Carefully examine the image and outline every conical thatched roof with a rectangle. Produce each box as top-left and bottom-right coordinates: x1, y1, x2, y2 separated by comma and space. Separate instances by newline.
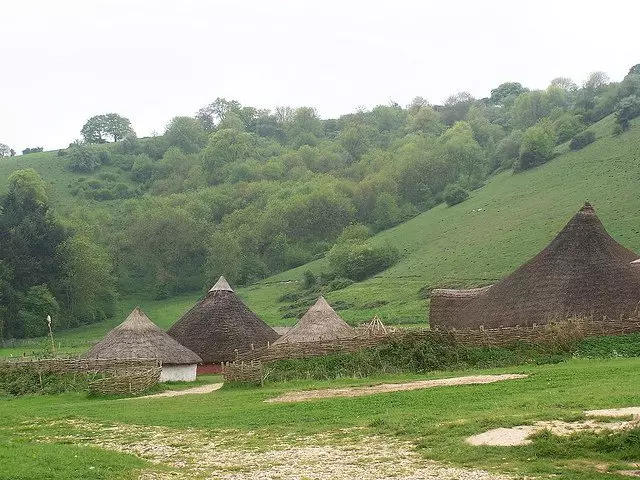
167, 276, 278, 363
273, 296, 357, 344
85, 307, 202, 364
430, 203, 640, 329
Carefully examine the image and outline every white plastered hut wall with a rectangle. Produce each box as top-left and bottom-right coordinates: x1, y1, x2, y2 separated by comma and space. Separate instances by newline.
160, 364, 197, 382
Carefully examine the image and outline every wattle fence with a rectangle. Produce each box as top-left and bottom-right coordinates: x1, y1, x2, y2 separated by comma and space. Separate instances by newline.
234, 316, 640, 365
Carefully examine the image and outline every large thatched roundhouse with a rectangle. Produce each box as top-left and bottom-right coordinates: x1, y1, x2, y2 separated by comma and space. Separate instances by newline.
85, 307, 202, 382
273, 296, 357, 344
430, 203, 640, 329
168, 276, 278, 367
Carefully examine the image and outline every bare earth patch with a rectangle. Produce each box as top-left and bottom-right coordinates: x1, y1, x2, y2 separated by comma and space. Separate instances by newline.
133, 382, 223, 399
585, 406, 640, 418
467, 406, 640, 446
266, 374, 528, 403
14, 419, 511, 480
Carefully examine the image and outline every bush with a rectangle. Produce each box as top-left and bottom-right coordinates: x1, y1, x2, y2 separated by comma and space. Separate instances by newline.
443, 184, 469, 206
302, 270, 316, 289
553, 114, 585, 144
328, 241, 399, 281
68, 143, 100, 172
327, 277, 354, 291
614, 95, 640, 132
569, 130, 596, 151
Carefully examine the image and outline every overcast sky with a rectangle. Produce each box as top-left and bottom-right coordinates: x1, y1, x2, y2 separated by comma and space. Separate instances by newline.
1, 0, 638, 152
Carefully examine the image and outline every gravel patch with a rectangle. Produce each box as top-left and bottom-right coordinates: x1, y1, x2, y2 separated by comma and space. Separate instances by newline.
19, 419, 511, 480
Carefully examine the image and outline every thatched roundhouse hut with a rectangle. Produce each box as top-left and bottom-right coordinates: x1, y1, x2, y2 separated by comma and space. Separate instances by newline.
168, 276, 278, 367
273, 296, 357, 344
85, 307, 202, 382
430, 203, 640, 329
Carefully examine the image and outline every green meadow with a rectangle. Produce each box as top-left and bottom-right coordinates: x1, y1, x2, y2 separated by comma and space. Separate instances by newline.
1, 357, 640, 479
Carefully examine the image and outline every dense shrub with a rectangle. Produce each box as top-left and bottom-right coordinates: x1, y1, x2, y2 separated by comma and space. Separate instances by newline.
614, 95, 640, 132
569, 130, 596, 150
328, 241, 399, 281
443, 184, 469, 206
67, 143, 100, 172
553, 114, 585, 144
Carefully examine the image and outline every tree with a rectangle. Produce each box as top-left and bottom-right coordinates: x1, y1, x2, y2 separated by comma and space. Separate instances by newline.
510, 90, 552, 129
164, 116, 208, 153
55, 236, 116, 326
202, 128, 258, 184
81, 113, 134, 143
489, 82, 528, 106
553, 113, 585, 144
22, 147, 44, 155
196, 97, 242, 131
440, 121, 485, 181
0, 143, 12, 157
406, 106, 445, 137
614, 95, 640, 132
439, 92, 475, 125
18, 285, 60, 338
518, 121, 556, 170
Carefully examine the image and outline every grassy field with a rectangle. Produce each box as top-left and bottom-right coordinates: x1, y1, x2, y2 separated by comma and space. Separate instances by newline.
1, 357, 639, 479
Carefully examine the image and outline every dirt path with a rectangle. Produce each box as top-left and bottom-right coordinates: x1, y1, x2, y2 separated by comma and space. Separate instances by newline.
467, 406, 640, 446
266, 374, 528, 403
134, 382, 223, 399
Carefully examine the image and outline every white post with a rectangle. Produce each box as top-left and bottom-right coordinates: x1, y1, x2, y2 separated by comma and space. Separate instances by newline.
47, 315, 56, 356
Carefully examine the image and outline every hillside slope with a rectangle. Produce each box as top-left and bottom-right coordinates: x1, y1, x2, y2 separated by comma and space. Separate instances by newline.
242, 115, 640, 325
2, 116, 639, 351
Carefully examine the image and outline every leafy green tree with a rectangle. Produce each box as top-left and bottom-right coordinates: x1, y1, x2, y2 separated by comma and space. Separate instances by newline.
440, 121, 486, 181
18, 285, 59, 338
164, 116, 208, 153
406, 106, 444, 137
202, 128, 258, 184
494, 129, 523, 169
55, 236, 116, 326
338, 123, 374, 162
439, 92, 475, 126
614, 95, 640, 132
511, 90, 552, 129
81, 113, 134, 143
489, 82, 528, 106
372, 192, 402, 231
518, 120, 556, 170
0, 143, 11, 157
553, 113, 585, 143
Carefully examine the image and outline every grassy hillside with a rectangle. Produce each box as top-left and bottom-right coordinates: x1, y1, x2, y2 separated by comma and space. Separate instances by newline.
2, 116, 639, 353
241, 115, 640, 324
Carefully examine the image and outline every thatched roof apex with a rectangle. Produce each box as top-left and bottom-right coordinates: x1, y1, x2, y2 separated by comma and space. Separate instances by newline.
85, 307, 202, 365
430, 203, 640, 329
273, 296, 357, 344
209, 276, 233, 293
168, 283, 278, 363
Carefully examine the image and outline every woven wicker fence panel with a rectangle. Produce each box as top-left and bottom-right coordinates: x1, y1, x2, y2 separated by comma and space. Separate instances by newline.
88, 367, 161, 395
223, 361, 263, 385
0, 358, 159, 375
235, 316, 640, 363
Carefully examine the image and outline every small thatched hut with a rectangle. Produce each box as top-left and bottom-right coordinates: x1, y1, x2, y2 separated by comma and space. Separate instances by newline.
430, 203, 640, 329
167, 276, 278, 366
273, 296, 357, 344
85, 307, 202, 382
